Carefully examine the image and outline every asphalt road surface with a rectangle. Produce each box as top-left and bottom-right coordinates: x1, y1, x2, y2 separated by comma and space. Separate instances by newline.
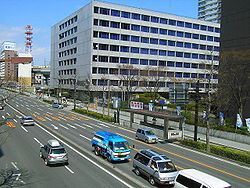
0, 91, 249, 188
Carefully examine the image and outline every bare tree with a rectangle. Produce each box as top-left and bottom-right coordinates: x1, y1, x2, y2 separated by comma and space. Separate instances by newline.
141, 65, 167, 103
117, 64, 140, 104
218, 54, 250, 125
199, 51, 218, 152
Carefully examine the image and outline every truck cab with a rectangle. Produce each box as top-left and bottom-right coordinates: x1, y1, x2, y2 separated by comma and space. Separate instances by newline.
91, 131, 130, 162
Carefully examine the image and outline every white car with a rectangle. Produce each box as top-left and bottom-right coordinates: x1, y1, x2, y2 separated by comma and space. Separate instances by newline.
21, 116, 35, 126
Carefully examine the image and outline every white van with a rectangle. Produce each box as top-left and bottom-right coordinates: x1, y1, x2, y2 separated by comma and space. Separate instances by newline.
174, 169, 232, 188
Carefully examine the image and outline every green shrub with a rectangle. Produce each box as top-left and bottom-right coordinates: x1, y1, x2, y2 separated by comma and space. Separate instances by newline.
180, 139, 250, 164
73, 108, 115, 123
43, 99, 53, 104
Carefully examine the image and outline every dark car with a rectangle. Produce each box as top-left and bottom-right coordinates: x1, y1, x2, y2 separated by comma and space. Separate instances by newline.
52, 103, 63, 109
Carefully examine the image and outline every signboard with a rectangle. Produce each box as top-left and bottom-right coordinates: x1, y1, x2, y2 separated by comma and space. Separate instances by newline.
130, 101, 143, 109
169, 84, 189, 105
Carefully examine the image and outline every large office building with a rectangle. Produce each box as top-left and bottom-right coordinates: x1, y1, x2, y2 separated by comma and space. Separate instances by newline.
198, 0, 221, 23
51, 1, 220, 97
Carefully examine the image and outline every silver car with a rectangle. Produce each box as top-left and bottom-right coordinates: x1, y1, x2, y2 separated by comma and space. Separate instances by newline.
133, 149, 178, 186
21, 116, 35, 126
40, 139, 68, 166
135, 128, 158, 143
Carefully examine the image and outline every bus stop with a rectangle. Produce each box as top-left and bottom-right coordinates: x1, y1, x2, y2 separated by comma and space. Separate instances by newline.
125, 109, 184, 140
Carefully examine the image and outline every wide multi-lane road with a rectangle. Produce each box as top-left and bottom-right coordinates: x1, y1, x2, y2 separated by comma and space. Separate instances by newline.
1, 91, 250, 187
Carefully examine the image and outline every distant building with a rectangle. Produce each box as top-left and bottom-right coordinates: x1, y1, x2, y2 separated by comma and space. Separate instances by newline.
32, 66, 50, 88
51, 1, 220, 98
219, 0, 250, 118
198, 0, 221, 23
0, 41, 33, 87
17, 53, 32, 87
0, 42, 18, 83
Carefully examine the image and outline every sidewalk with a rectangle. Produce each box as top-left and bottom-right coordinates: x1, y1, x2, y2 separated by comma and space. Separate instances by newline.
65, 102, 249, 153
25, 92, 249, 153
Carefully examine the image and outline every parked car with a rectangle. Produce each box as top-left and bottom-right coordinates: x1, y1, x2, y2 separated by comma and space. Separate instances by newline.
135, 128, 159, 143
174, 169, 232, 188
40, 139, 68, 166
52, 103, 64, 109
133, 149, 178, 186
21, 116, 35, 126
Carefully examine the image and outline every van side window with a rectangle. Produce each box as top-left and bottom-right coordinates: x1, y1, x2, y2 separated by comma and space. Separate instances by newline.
108, 141, 113, 149
134, 153, 150, 165
176, 174, 201, 188
150, 160, 157, 169
137, 129, 141, 133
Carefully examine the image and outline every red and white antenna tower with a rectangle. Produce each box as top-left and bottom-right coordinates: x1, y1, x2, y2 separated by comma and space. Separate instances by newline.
25, 25, 33, 53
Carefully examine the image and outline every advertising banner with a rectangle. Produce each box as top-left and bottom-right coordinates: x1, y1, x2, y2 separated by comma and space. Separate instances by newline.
236, 114, 243, 128
219, 112, 224, 126
130, 101, 143, 109
245, 118, 250, 132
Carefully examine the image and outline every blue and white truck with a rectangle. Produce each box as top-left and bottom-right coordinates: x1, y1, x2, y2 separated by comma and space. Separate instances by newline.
91, 131, 131, 162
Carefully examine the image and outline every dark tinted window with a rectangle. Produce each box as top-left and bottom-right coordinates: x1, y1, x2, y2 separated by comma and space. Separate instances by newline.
51, 148, 66, 154
176, 174, 201, 188
134, 153, 150, 165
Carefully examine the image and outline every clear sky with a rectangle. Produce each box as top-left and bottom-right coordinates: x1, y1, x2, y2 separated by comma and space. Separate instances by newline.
0, 0, 198, 66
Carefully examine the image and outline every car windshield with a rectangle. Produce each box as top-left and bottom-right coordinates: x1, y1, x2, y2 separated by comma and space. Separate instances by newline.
51, 148, 66, 154
113, 141, 129, 151
24, 117, 33, 120
145, 130, 154, 135
157, 161, 177, 173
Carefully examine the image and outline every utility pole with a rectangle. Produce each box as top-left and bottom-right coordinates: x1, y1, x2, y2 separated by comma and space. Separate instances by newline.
73, 79, 77, 110
194, 80, 200, 141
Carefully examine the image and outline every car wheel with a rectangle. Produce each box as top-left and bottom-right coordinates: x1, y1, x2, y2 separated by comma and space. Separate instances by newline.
134, 167, 140, 176
107, 154, 112, 163
44, 159, 49, 166
145, 139, 149, 143
94, 146, 100, 156
65, 162, 69, 166
39, 152, 43, 158
149, 176, 156, 186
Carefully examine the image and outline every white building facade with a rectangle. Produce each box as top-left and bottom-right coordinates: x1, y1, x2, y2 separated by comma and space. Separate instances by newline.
198, 0, 221, 23
51, 1, 220, 95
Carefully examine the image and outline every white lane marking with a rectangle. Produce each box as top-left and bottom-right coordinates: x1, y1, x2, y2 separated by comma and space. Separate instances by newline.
33, 123, 134, 188
16, 115, 22, 118
44, 117, 52, 121
74, 123, 86, 129
37, 108, 43, 111
79, 134, 91, 141
34, 112, 40, 115
21, 126, 28, 133
78, 123, 92, 129
51, 124, 58, 130
6, 112, 10, 116
9, 102, 249, 174
34, 137, 43, 146
90, 123, 102, 129
58, 124, 69, 130
58, 117, 67, 121
99, 123, 109, 128
2, 116, 5, 119
67, 123, 77, 129
116, 133, 133, 140
16, 104, 19, 107
26, 108, 30, 111
13, 119, 17, 123
11, 162, 19, 170
64, 165, 74, 174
